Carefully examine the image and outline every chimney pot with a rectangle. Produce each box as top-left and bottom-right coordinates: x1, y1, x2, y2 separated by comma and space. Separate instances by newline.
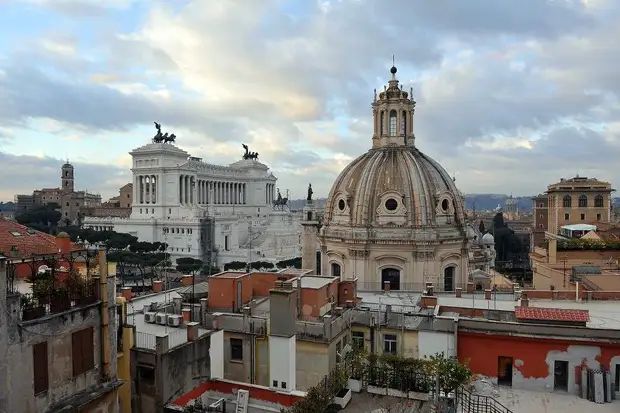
455, 287, 462, 298
521, 297, 529, 307
121, 287, 132, 301
182, 308, 191, 323
484, 289, 492, 300
466, 282, 474, 294
383, 281, 391, 291
187, 322, 199, 341
152, 280, 163, 293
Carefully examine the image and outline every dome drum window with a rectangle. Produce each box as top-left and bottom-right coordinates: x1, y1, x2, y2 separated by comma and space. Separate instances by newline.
376, 192, 407, 225
338, 199, 346, 211
385, 198, 398, 211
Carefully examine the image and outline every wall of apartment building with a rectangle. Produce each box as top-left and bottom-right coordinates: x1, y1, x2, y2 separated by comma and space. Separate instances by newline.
350, 325, 419, 359
4, 296, 106, 413
532, 197, 548, 248
131, 333, 212, 413
295, 328, 349, 391
119, 185, 133, 208
547, 191, 611, 235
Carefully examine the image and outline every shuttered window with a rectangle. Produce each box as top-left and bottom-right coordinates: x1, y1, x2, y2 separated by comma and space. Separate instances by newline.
72, 327, 95, 377
33, 341, 49, 395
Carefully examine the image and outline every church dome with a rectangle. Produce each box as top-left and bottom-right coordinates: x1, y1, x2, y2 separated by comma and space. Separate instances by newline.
482, 232, 495, 245
323, 147, 466, 228
317, 64, 476, 291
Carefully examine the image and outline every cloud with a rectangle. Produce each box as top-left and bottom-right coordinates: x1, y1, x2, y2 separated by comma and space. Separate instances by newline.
1, 0, 620, 200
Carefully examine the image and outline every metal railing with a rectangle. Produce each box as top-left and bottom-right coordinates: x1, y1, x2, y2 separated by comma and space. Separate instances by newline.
456, 386, 513, 413
135, 331, 156, 350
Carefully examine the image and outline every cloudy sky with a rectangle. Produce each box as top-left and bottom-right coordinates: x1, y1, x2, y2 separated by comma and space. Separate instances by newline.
1, 0, 619, 202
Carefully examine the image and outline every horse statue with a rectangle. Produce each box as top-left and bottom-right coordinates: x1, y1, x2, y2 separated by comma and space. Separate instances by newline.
273, 188, 289, 210
164, 134, 176, 143
152, 122, 177, 144
242, 143, 260, 160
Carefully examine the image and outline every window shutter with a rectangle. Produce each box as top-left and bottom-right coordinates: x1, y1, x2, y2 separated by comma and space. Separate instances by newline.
72, 331, 82, 376
33, 342, 49, 394
82, 327, 94, 371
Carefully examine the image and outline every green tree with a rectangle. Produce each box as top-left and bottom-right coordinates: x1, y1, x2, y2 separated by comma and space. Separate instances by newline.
224, 261, 247, 271
425, 352, 472, 396
250, 261, 274, 270
276, 257, 302, 269
176, 257, 204, 274
15, 205, 62, 233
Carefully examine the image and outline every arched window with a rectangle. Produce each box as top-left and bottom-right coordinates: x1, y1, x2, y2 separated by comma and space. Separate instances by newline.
578, 195, 587, 208
443, 266, 455, 291
563, 195, 572, 208
380, 111, 385, 134
595, 195, 604, 208
381, 268, 400, 291
401, 110, 407, 135
331, 263, 341, 278
389, 110, 397, 136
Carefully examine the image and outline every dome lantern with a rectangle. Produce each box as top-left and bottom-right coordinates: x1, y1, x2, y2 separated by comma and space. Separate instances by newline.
371, 57, 417, 149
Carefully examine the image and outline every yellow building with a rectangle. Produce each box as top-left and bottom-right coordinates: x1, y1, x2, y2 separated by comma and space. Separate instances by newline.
545, 176, 614, 235
116, 297, 134, 413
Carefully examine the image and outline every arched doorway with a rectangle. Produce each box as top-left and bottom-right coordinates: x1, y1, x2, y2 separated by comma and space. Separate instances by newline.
443, 266, 455, 292
381, 268, 400, 291
331, 263, 342, 278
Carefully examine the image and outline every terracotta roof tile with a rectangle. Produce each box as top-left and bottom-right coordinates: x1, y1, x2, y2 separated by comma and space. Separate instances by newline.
515, 306, 589, 323
0, 218, 77, 258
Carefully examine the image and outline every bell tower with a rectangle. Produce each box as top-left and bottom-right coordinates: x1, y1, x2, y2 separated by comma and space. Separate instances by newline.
61, 162, 75, 193
371, 59, 417, 149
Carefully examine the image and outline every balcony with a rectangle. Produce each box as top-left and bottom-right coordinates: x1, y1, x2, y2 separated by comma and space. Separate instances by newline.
19, 280, 98, 321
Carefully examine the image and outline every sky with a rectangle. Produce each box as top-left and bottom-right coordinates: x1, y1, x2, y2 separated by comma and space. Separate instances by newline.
1, 0, 620, 202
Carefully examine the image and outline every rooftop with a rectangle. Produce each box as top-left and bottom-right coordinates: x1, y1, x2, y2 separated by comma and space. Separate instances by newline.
212, 271, 246, 279
435, 294, 620, 329
0, 218, 81, 258
296, 275, 338, 289
514, 307, 589, 323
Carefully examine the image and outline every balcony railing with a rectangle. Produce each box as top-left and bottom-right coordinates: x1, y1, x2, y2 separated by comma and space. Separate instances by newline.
19, 281, 98, 321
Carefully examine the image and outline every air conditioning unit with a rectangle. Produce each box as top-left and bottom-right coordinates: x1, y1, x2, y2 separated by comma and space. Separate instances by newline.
144, 312, 157, 323
167, 314, 182, 327
155, 314, 167, 325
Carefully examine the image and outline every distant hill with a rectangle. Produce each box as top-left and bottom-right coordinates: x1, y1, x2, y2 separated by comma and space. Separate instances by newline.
0, 201, 15, 212
287, 195, 534, 213
464, 195, 533, 213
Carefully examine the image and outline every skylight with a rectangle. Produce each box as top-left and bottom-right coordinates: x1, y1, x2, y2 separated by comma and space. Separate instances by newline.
10, 231, 21, 237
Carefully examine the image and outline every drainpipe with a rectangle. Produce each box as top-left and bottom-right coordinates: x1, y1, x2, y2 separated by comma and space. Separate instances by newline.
453, 317, 459, 359
576, 281, 580, 301
98, 247, 111, 377
297, 275, 303, 319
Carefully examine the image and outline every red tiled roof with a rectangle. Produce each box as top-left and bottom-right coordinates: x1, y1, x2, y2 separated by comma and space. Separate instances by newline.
0, 218, 77, 258
515, 306, 589, 323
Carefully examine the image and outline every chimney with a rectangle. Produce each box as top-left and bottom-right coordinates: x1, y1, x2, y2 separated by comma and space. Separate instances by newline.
181, 275, 193, 286
466, 282, 474, 294
484, 289, 492, 300
187, 322, 198, 342
268, 282, 297, 392
455, 287, 462, 298
242, 306, 251, 316
182, 308, 191, 323
173, 297, 182, 314
383, 281, 391, 291
55, 232, 72, 254
200, 298, 208, 324
420, 296, 438, 308
521, 296, 529, 307
152, 280, 163, 293
426, 284, 434, 296
121, 287, 132, 301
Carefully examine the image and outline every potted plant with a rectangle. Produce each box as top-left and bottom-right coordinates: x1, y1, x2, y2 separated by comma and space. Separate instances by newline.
347, 349, 365, 392
20, 295, 46, 321
49, 286, 71, 313
367, 355, 387, 395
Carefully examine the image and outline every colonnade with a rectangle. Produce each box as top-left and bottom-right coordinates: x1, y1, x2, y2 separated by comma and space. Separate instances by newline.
179, 175, 249, 205
136, 175, 157, 204
266, 183, 275, 205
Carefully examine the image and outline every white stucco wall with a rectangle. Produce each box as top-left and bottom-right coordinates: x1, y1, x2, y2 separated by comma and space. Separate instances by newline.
418, 330, 455, 359
269, 336, 296, 391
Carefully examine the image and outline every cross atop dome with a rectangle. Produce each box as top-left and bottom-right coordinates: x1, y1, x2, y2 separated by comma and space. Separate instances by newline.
371, 58, 417, 149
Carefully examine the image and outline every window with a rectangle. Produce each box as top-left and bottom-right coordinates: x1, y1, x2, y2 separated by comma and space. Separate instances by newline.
564, 213, 569, 220
380, 111, 384, 134
65, 202, 69, 206
578, 195, 587, 208
230, 338, 243, 361
76, 202, 79, 207
581, 214, 585, 221
539, 203, 544, 208
539, 214, 543, 219
384, 334, 397, 355
72, 327, 94, 377
401, 110, 407, 134
33, 342, 49, 395
281, 382, 287, 389
595, 195, 604, 208
597, 213, 602, 221
331, 263, 341, 278
563, 195, 572, 208
389, 110, 397, 136
352, 331, 364, 349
